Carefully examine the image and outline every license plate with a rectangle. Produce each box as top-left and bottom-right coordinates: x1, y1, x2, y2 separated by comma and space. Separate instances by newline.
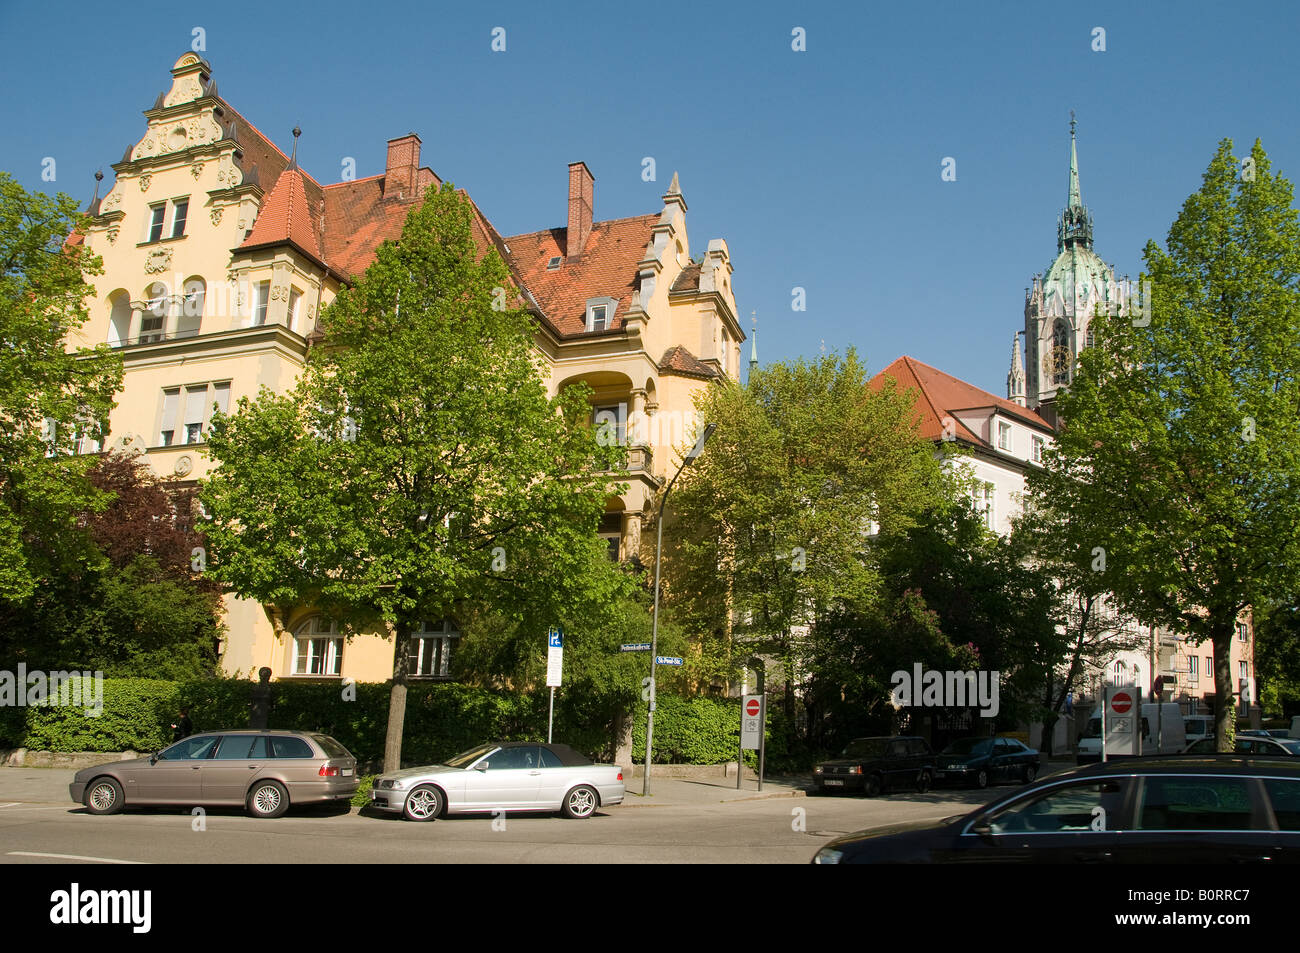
824, 779, 844, 786
343, 768, 353, 776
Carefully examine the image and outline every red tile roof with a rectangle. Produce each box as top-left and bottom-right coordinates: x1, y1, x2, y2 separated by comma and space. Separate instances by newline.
659, 345, 719, 379
239, 165, 325, 266
504, 215, 659, 336
872, 355, 1054, 446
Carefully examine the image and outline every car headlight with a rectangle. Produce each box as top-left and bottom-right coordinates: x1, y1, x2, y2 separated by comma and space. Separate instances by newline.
389, 779, 408, 790
813, 847, 844, 864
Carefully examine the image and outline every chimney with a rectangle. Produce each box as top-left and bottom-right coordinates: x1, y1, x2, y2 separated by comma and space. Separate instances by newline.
385, 133, 421, 200
566, 161, 594, 260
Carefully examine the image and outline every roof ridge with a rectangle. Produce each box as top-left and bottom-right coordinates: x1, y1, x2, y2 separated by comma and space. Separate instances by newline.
218, 98, 326, 191
504, 211, 660, 242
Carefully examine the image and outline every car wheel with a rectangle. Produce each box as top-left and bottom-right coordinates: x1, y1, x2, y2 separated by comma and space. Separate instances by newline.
563, 785, 599, 819
975, 768, 989, 789
85, 777, 124, 815
403, 784, 443, 822
862, 773, 883, 797
246, 780, 289, 819
1023, 764, 1037, 784
916, 770, 932, 794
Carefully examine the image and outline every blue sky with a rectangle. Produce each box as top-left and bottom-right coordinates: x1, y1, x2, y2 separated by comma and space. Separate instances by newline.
3, 1, 1298, 397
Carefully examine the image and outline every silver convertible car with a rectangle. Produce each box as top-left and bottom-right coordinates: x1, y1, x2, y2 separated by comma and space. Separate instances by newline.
369, 741, 625, 821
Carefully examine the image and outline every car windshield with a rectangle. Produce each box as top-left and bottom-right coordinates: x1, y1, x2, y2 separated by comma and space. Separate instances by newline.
444, 744, 498, 768
943, 738, 992, 756
841, 739, 888, 759
1276, 740, 1300, 754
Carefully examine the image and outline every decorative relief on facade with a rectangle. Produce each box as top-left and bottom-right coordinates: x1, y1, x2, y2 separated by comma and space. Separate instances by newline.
210, 208, 223, 226
270, 285, 288, 301
139, 174, 152, 192
174, 455, 194, 477
144, 248, 173, 274
237, 218, 246, 231
163, 75, 204, 109
191, 162, 204, 179
106, 226, 120, 245
102, 190, 121, 211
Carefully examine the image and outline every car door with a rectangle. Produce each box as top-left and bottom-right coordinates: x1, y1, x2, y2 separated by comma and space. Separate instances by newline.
885, 739, 911, 786
940, 778, 1130, 863
462, 746, 544, 809
1114, 773, 1277, 863
136, 734, 219, 802
202, 735, 266, 804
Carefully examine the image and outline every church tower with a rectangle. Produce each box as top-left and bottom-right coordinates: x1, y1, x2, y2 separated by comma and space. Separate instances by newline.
1015, 116, 1134, 425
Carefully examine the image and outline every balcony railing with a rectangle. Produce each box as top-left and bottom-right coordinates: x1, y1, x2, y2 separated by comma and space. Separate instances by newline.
112, 328, 201, 348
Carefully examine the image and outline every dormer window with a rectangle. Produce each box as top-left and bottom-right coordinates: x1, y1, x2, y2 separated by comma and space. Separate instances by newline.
546, 256, 562, 270
585, 297, 617, 332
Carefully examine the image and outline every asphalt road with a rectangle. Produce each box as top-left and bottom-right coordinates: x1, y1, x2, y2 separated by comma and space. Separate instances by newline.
0, 776, 1002, 864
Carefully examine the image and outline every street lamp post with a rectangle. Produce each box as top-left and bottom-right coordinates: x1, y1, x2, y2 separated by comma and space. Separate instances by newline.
643, 422, 716, 797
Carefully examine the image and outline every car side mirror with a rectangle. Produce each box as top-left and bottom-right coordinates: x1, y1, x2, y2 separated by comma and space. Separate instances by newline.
970, 821, 994, 839
474, 762, 489, 771
149, 754, 159, 765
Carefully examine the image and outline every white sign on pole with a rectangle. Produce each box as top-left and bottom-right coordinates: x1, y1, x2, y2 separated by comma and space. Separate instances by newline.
740, 694, 764, 750
546, 627, 563, 688
1103, 684, 1140, 757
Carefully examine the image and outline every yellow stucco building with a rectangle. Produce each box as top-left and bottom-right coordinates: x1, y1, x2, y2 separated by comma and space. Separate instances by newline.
70, 53, 744, 682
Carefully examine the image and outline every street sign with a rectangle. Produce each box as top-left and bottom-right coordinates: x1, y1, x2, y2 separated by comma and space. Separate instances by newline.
1103, 684, 1140, 758
620, 643, 651, 652
655, 656, 683, 666
546, 627, 564, 688
1110, 691, 1133, 715
740, 693, 764, 751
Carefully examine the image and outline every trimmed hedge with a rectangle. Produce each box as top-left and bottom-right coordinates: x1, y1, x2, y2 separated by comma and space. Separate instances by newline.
0, 677, 753, 766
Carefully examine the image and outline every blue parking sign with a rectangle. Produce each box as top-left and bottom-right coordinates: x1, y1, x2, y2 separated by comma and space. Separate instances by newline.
548, 627, 563, 648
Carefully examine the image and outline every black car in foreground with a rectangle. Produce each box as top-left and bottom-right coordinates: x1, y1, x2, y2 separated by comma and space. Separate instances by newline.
812, 736, 935, 796
934, 736, 1041, 788
813, 756, 1300, 863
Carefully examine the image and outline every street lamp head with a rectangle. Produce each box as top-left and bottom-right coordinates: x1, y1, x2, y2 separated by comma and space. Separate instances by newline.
685, 422, 717, 463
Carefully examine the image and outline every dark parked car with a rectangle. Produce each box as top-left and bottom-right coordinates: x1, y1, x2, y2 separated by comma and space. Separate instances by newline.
934, 736, 1041, 788
813, 737, 934, 796
812, 756, 1300, 863
1184, 736, 1300, 756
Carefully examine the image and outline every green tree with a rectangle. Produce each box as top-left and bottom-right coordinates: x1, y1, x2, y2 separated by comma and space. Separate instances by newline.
1030, 140, 1300, 749
664, 350, 949, 720
200, 184, 630, 771
0, 172, 122, 606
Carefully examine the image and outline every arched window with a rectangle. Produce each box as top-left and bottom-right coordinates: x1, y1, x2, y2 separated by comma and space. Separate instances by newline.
179, 277, 205, 337
141, 282, 169, 343
107, 290, 132, 347
291, 617, 342, 676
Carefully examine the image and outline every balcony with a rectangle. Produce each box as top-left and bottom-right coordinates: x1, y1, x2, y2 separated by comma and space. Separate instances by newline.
113, 328, 202, 348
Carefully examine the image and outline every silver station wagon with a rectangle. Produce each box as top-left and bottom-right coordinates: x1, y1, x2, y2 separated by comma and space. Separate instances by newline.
70, 730, 359, 818
370, 741, 625, 821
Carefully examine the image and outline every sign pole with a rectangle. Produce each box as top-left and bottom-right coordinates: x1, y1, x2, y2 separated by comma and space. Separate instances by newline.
758, 694, 766, 792
548, 686, 555, 744
545, 627, 563, 745
1101, 685, 1108, 764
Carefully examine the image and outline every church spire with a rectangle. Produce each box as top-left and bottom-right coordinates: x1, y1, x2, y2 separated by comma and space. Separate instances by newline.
1058, 112, 1093, 252
1008, 333, 1026, 406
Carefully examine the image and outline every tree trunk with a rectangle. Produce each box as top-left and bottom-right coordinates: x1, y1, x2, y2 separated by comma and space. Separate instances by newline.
1212, 627, 1236, 752
384, 622, 412, 773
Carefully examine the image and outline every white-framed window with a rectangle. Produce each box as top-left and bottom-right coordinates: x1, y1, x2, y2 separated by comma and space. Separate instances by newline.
1031, 435, 1045, 463
291, 617, 343, 676
1188, 655, 1199, 679
179, 277, 205, 337
287, 288, 302, 333
972, 481, 995, 530
253, 281, 270, 326
1239, 661, 1248, 679
170, 198, 189, 238
997, 421, 1012, 451
1237, 622, 1249, 642
409, 620, 459, 678
147, 203, 166, 243
585, 297, 617, 332
159, 382, 230, 447
546, 256, 562, 270
592, 404, 626, 447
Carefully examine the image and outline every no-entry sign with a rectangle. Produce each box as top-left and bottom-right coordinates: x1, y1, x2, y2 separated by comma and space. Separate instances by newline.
740, 694, 764, 750
1110, 691, 1133, 715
